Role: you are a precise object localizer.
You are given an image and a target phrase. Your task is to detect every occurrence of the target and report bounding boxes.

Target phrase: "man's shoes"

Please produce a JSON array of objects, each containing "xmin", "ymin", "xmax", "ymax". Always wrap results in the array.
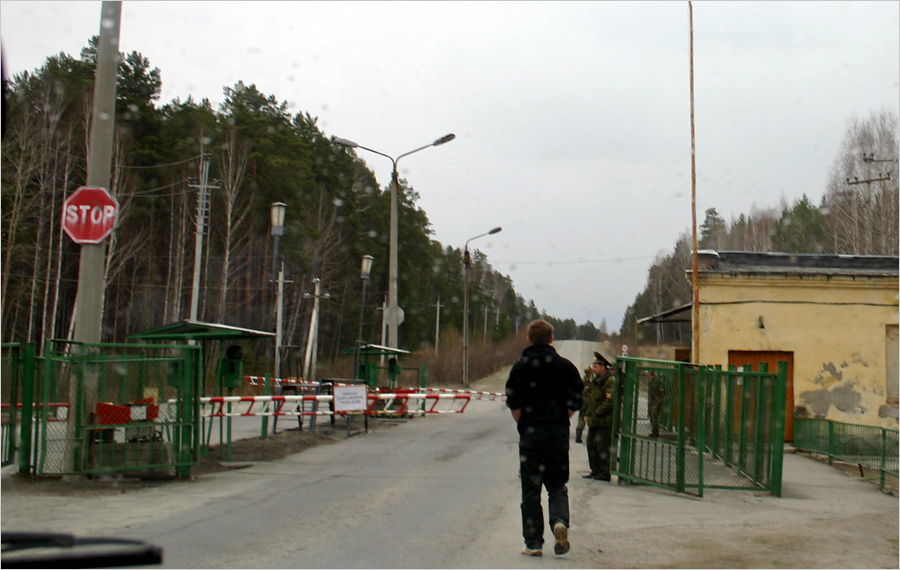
[
  {"xmin": 553, "ymin": 523, "xmax": 570, "ymax": 555},
  {"xmin": 593, "ymin": 474, "xmax": 611, "ymax": 481},
  {"xmin": 522, "ymin": 547, "xmax": 542, "ymax": 557},
  {"xmin": 582, "ymin": 473, "xmax": 598, "ymax": 479}
]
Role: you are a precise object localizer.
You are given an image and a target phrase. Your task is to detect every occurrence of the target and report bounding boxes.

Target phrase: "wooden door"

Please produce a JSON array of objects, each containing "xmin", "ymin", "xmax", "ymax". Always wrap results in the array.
[{"xmin": 728, "ymin": 351, "xmax": 795, "ymax": 442}]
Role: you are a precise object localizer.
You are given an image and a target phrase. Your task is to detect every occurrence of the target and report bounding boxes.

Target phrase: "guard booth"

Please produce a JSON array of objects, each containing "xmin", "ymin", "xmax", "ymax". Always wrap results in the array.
[
  {"xmin": 127, "ymin": 320, "xmax": 275, "ymax": 460},
  {"xmin": 347, "ymin": 344, "xmax": 416, "ymax": 390}
]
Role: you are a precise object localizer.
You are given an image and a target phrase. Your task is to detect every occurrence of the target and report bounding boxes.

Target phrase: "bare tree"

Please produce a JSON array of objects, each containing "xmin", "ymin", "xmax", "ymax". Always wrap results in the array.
[{"xmin": 824, "ymin": 110, "xmax": 899, "ymax": 255}]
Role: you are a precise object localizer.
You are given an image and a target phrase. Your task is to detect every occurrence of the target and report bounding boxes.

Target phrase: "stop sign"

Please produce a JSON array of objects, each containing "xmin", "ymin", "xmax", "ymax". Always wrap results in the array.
[{"xmin": 62, "ymin": 186, "xmax": 119, "ymax": 244}]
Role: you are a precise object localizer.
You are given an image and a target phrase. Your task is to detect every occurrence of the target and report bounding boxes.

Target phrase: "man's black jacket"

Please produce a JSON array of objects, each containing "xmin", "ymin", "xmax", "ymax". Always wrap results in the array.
[{"xmin": 505, "ymin": 344, "xmax": 583, "ymax": 437}]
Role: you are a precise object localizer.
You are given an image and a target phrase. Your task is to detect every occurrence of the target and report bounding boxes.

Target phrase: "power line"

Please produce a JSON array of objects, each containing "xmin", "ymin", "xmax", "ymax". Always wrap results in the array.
[{"xmin": 492, "ymin": 255, "xmax": 652, "ymax": 266}]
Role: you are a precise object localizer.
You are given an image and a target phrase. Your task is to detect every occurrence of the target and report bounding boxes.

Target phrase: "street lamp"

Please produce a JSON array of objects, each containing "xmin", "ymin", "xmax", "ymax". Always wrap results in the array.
[
  {"xmin": 270, "ymin": 202, "xmax": 287, "ymax": 379},
  {"xmin": 463, "ymin": 226, "xmax": 502, "ymax": 387},
  {"xmin": 354, "ymin": 255, "xmax": 375, "ymax": 381},
  {"xmin": 334, "ymin": 133, "xmax": 455, "ymax": 350}
]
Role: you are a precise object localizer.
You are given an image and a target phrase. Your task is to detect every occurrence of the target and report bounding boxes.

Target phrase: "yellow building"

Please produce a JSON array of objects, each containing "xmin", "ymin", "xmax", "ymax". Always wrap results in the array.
[{"xmin": 695, "ymin": 251, "xmax": 898, "ymax": 439}]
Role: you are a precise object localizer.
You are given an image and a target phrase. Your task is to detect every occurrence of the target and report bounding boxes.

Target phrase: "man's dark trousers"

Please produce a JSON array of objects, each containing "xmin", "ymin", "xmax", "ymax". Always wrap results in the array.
[
  {"xmin": 586, "ymin": 426, "xmax": 612, "ymax": 479},
  {"xmin": 519, "ymin": 428, "xmax": 570, "ymax": 549}
]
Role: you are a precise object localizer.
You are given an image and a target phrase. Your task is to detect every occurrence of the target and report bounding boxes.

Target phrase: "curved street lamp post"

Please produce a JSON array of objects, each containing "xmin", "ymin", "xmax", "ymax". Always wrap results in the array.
[
  {"xmin": 463, "ymin": 226, "xmax": 502, "ymax": 387},
  {"xmin": 334, "ymin": 134, "xmax": 455, "ymax": 350}
]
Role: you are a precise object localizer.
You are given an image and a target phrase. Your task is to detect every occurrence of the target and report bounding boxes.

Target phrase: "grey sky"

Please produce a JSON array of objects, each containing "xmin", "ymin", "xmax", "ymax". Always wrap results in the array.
[{"xmin": 2, "ymin": 1, "xmax": 898, "ymax": 331}]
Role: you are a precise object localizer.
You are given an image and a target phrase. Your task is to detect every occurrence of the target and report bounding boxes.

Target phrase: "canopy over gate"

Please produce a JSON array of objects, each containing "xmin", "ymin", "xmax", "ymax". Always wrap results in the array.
[{"xmin": 127, "ymin": 320, "xmax": 275, "ymax": 342}]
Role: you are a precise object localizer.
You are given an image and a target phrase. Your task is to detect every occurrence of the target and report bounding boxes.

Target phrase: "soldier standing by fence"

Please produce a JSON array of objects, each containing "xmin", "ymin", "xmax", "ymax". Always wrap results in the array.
[{"xmin": 582, "ymin": 352, "xmax": 615, "ymax": 481}]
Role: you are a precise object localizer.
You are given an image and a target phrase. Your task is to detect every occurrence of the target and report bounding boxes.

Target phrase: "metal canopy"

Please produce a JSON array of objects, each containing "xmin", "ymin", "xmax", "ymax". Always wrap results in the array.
[
  {"xmin": 341, "ymin": 343, "xmax": 411, "ymax": 356},
  {"xmin": 637, "ymin": 303, "xmax": 692, "ymax": 325},
  {"xmin": 127, "ymin": 320, "xmax": 275, "ymax": 341}
]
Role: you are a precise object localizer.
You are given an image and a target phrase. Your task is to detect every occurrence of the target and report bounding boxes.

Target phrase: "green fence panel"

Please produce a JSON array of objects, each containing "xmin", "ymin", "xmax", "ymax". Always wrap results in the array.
[
  {"xmin": 28, "ymin": 341, "xmax": 201, "ymax": 478},
  {"xmin": 614, "ymin": 356, "xmax": 785, "ymax": 498},
  {"xmin": 794, "ymin": 417, "xmax": 898, "ymax": 491},
  {"xmin": 1, "ymin": 344, "xmax": 22, "ymax": 467}
]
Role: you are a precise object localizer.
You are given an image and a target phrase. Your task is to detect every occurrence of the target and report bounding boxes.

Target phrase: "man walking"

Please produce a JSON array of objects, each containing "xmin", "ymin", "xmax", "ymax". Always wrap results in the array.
[
  {"xmin": 583, "ymin": 352, "xmax": 616, "ymax": 481},
  {"xmin": 505, "ymin": 319, "xmax": 584, "ymax": 557}
]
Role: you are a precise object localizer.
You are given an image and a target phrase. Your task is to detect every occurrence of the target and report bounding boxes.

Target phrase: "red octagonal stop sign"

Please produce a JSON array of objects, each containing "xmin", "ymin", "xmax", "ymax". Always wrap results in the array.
[{"xmin": 62, "ymin": 186, "xmax": 119, "ymax": 244}]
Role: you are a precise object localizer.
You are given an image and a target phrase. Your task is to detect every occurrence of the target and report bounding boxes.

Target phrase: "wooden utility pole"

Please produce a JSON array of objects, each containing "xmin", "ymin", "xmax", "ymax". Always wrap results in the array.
[{"xmin": 689, "ymin": 1, "xmax": 700, "ymax": 364}]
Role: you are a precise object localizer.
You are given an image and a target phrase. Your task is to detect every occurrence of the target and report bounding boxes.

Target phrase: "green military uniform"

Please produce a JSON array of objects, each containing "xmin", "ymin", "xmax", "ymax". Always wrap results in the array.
[
  {"xmin": 582, "ymin": 352, "xmax": 615, "ymax": 481},
  {"xmin": 575, "ymin": 368, "xmax": 593, "ymax": 441}
]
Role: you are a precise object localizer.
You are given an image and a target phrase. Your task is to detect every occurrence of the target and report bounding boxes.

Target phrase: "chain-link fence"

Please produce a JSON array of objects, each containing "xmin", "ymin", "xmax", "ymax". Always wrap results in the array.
[{"xmin": 33, "ymin": 341, "xmax": 201, "ymax": 477}]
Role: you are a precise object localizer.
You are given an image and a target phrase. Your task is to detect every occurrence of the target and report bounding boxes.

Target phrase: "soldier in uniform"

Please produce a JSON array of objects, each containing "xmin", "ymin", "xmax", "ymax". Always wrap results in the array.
[
  {"xmin": 646, "ymin": 370, "xmax": 667, "ymax": 438},
  {"xmin": 582, "ymin": 352, "xmax": 615, "ymax": 481},
  {"xmin": 575, "ymin": 366, "xmax": 594, "ymax": 444}
]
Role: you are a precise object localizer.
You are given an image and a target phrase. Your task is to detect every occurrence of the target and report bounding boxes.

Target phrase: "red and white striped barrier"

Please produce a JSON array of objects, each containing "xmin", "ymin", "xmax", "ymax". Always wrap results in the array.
[
  {"xmin": 244, "ymin": 376, "xmax": 319, "ymax": 389},
  {"xmin": 185, "ymin": 392, "xmax": 473, "ymax": 418},
  {"xmin": 418, "ymin": 387, "xmax": 506, "ymax": 402}
]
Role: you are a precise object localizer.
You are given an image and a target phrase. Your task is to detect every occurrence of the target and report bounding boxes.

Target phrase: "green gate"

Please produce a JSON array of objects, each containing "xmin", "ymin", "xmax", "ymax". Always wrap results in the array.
[
  {"xmin": 1, "ymin": 343, "xmax": 36, "ymax": 469},
  {"xmin": 32, "ymin": 341, "xmax": 201, "ymax": 478},
  {"xmin": 614, "ymin": 357, "xmax": 787, "ymax": 497}
]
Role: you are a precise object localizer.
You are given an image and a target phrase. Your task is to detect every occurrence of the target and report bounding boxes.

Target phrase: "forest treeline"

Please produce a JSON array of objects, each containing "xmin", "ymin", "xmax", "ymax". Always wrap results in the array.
[
  {"xmin": 2, "ymin": 39, "xmax": 896, "ymax": 379},
  {"xmin": 1, "ymin": 38, "xmax": 603, "ymax": 378},
  {"xmin": 621, "ymin": 109, "xmax": 899, "ymax": 347}
]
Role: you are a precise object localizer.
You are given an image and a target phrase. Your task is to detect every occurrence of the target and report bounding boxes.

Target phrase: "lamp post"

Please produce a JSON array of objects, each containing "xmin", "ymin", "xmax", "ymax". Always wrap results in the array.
[
  {"xmin": 463, "ymin": 226, "xmax": 502, "ymax": 387},
  {"xmin": 270, "ymin": 202, "xmax": 287, "ymax": 379},
  {"xmin": 334, "ymin": 134, "xmax": 455, "ymax": 350},
  {"xmin": 354, "ymin": 255, "xmax": 375, "ymax": 381}
]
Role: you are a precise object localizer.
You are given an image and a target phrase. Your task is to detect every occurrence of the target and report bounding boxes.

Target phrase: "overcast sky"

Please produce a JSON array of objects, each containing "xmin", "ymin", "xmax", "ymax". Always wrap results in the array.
[{"xmin": 2, "ymin": 1, "xmax": 898, "ymax": 332}]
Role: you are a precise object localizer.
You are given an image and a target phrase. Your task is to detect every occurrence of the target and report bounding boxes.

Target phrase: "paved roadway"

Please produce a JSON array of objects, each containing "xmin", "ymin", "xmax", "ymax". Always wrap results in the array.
[{"xmin": 2, "ymin": 341, "xmax": 897, "ymax": 568}]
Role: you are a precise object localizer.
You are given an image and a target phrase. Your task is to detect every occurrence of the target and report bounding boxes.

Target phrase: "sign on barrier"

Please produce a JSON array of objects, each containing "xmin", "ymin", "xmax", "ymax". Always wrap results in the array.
[{"xmin": 334, "ymin": 385, "xmax": 367, "ymax": 412}]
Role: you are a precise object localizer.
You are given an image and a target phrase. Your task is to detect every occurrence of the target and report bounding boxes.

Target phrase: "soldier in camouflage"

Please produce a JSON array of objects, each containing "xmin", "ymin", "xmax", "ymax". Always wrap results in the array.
[
  {"xmin": 575, "ymin": 367, "xmax": 593, "ymax": 443},
  {"xmin": 582, "ymin": 352, "xmax": 615, "ymax": 481}
]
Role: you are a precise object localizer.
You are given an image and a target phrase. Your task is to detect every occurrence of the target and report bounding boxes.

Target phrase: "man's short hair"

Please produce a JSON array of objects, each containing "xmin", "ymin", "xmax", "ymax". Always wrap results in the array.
[{"xmin": 527, "ymin": 319, "xmax": 554, "ymax": 345}]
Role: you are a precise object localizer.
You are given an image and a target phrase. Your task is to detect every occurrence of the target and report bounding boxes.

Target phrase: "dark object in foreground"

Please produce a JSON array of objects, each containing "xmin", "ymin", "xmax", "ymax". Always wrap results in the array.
[{"xmin": 1, "ymin": 532, "xmax": 162, "ymax": 568}]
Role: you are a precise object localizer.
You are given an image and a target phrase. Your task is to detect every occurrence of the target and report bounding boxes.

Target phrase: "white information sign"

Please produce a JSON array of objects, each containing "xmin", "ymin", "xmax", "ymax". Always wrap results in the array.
[{"xmin": 334, "ymin": 385, "xmax": 368, "ymax": 412}]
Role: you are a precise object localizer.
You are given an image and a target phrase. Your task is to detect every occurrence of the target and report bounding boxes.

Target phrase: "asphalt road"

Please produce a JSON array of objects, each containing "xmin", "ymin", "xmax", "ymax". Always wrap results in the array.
[{"xmin": 2, "ymin": 341, "xmax": 897, "ymax": 568}]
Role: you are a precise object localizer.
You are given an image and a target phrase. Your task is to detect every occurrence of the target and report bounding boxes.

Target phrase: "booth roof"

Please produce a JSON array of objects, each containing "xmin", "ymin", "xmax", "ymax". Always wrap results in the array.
[{"xmin": 126, "ymin": 320, "xmax": 275, "ymax": 341}]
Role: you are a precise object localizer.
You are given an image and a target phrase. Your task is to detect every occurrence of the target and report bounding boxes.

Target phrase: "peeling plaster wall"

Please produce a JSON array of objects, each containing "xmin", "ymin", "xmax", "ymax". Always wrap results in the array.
[{"xmin": 699, "ymin": 274, "xmax": 898, "ymax": 429}]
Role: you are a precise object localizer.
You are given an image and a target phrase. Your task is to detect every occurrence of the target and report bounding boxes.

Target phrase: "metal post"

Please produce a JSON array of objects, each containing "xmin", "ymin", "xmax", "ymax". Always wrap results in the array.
[
  {"xmin": 275, "ymin": 264, "xmax": 284, "ymax": 379},
  {"xmin": 333, "ymin": 135, "xmax": 455, "ymax": 351},
  {"xmin": 388, "ymin": 169, "xmax": 400, "ymax": 348},
  {"xmin": 462, "ymin": 249, "xmax": 470, "ymax": 387}
]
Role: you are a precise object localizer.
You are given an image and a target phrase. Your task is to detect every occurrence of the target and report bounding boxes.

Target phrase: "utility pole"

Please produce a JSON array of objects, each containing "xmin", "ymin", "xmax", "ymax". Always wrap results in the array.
[
  {"xmin": 68, "ymin": 0, "xmax": 120, "ymax": 478},
  {"xmin": 302, "ymin": 278, "xmax": 330, "ymax": 382},
  {"xmin": 188, "ymin": 153, "xmax": 220, "ymax": 321},
  {"xmin": 434, "ymin": 296, "xmax": 443, "ymax": 356},
  {"xmin": 72, "ymin": 1, "xmax": 120, "ymax": 345},
  {"xmin": 273, "ymin": 263, "xmax": 294, "ymax": 380},
  {"xmin": 847, "ymin": 153, "xmax": 893, "ymax": 254},
  {"xmin": 689, "ymin": 1, "xmax": 700, "ymax": 364}
]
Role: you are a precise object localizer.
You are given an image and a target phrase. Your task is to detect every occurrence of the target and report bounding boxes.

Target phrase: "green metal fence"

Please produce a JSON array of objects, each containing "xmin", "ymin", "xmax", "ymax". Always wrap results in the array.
[
  {"xmin": 615, "ymin": 357, "xmax": 787, "ymax": 497},
  {"xmin": 1, "ymin": 343, "xmax": 36, "ymax": 469},
  {"xmin": 793, "ymin": 417, "xmax": 899, "ymax": 490},
  {"xmin": 32, "ymin": 341, "xmax": 201, "ymax": 478}
]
